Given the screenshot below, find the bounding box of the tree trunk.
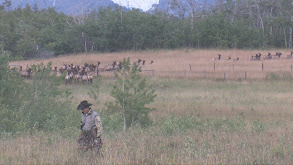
[122,71,126,132]
[256,4,265,34]
[120,6,123,23]
[84,41,87,53]
[284,29,287,48]
[231,1,237,23]
[289,16,293,49]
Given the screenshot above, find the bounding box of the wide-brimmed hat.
[77,100,92,110]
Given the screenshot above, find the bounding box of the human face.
[82,107,90,114]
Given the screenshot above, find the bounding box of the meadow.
[2,49,293,164]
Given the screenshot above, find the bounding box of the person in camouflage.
[77,100,103,155]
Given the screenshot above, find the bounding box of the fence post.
[189,64,192,71]
[245,71,247,80]
[214,62,216,71]
[184,70,187,79]
[262,63,264,72]
[152,69,155,78]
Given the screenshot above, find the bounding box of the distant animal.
[264,53,272,60]
[213,54,221,61]
[226,57,231,60]
[286,52,293,59]
[81,74,88,84]
[273,52,282,59]
[150,60,154,64]
[74,74,81,83]
[255,53,262,60]
[20,66,32,78]
[233,57,239,61]
[103,65,112,71]
[87,75,93,84]
[65,71,73,84]
[250,53,261,61]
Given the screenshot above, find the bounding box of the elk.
[81,74,88,84]
[150,60,154,64]
[286,52,293,59]
[20,66,32,78]
[226,57,231,60]
[73,74,80,83]
[81,72,93,84]
[233,57,239,61]
[65,71,73,84]
[255,53,262,60]
[273,52,282,59]
[103,64,113,71]
[213,54,221,61]
[250,53,261,61]
[116,61,123,70]
[87,74,93,84]
[264,53,272,60]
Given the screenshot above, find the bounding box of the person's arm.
[95,114,103,137]
[80,121,84,131]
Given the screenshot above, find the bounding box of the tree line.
[0,0,292,59]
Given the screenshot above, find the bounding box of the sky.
[111,0,159,11]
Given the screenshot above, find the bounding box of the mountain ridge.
[1,0,215,15]
[1,0,119,15]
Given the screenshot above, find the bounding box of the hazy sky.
[112,0,159,11]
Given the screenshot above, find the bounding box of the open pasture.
[9,49,293,80]
[3,49,293,164]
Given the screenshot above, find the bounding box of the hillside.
[1,0,119,15]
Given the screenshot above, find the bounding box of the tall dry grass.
[9,49,293,80]
[1,126,293,164]
[2,78,293,164]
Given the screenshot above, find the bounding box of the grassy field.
[1,76,293,164]
[9,49,293,80]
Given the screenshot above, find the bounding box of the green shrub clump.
[0,54,79,136]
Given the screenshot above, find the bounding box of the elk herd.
[249,52,293,60]
[213,54,240,61]
[213,51,293,61]
[15,58,154,85]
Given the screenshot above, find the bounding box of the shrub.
[0,57,79,135]
[267,72,280,80]
[160,116,202,135]
[109,58,157,131]
[252,119,266,133]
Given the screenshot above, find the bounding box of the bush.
[252,119,266,133]
[109,58,157,131]
[267,72,281,80]
[102,112,124,133]
[207,118,246,131]
[160,116,202,135]
[0,57,79,135]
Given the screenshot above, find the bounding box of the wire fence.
[10,63,293,81]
